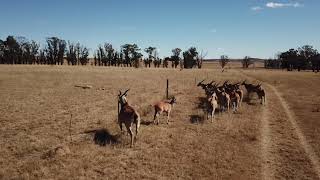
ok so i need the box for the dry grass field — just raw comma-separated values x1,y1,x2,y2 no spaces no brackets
0,63,319,179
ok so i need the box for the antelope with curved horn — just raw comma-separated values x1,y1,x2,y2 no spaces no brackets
118,89,141,147
241,80,260,96
242,81,266,105
197,79,206,89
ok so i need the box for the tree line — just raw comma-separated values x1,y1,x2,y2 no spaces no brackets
265,45,320,72
0,36,89,65
0,35,207,69
2,36,318,72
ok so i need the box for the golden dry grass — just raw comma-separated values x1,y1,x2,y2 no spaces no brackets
0,63,319,179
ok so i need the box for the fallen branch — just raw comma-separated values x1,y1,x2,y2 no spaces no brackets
74,85,93,89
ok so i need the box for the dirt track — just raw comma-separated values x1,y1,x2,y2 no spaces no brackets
243,72,320,179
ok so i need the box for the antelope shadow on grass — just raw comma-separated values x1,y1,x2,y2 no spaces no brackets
84,128,120,146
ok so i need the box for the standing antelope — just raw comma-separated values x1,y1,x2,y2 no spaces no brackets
242,80,260,96
229,91,240,112
153,96,177,125
216,88,230,112
256,86,266,105
208,93,218,122
242,81,266,105
233,82,244,107
118,89,141,147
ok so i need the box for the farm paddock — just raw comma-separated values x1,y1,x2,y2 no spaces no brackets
0,65,319,179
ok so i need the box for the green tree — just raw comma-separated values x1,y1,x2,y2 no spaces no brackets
121,44,141,67
280,49,298,71
45,37,66,65
144,46,156,67
298,45,318,71
183,47,198,68
171,48,181,68
105,43,114,66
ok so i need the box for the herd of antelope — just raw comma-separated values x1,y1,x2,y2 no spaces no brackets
197,80,266,122
117,80,266,147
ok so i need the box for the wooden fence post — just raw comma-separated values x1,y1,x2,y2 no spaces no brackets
166,79,169,99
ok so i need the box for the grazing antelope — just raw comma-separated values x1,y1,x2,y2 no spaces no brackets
208,93,218,122
153,96,177,125
118,89,141,147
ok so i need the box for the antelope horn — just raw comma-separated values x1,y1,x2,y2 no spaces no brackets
123,89,130,95
223,80,228,85
208,80,214,85
119,90,122,96
199,79,205,84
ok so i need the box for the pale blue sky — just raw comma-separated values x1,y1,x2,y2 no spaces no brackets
0,0,319,58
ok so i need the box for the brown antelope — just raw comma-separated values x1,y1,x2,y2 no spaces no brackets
153,96,177,125
233,82,244,107
229,91,240,112
242,81,266,105
216,88,230,112
208,93,218,122
224,82,242,111
242,80,260,96
256,86,266,105
118,89,141,147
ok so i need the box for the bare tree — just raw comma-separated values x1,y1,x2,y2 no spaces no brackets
220,55,229,69
242,56,254,68
196,50,207,69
